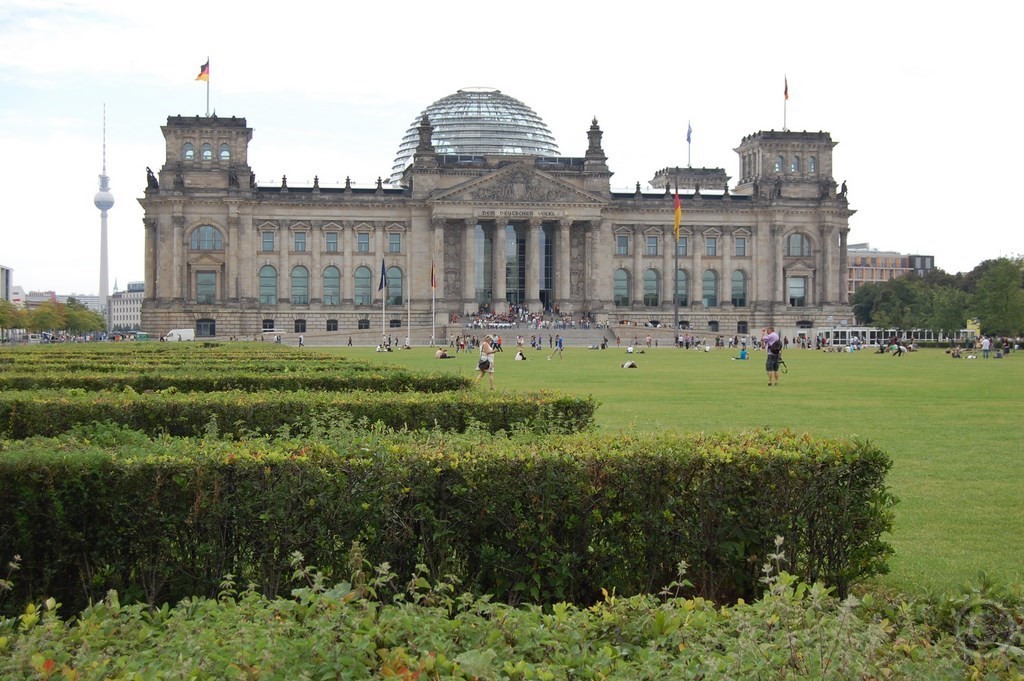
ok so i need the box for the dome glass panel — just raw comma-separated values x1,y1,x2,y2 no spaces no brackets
390,88,560,184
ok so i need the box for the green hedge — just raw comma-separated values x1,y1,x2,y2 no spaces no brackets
0,427,894,614
0,368,470,393
0,388,596,438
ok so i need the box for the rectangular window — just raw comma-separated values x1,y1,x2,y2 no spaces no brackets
616,235,629,256
357,233,370,253
196,319,216,337
294,232,306,252
325,232,339,253
262,319,275,333
705,237,718,257
677,237,687,256
788,276,807,307
734,237,746,257
294,320,306,333
196,271,216,304
326,319,338,332
389,232,402,254
646,236,658,256
262,232,275,252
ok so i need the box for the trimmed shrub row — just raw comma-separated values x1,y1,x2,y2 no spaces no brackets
0,388,596,439
0,427,894,614
0,368,471,393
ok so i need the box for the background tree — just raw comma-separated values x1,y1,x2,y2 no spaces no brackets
26,301,66,333
926,286,973,336
64,297,107,336
0,300,25,341
971,257,1024,335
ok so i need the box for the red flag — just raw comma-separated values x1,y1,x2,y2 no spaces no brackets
784,76,789,101
195,60,209,82
431,261,436,289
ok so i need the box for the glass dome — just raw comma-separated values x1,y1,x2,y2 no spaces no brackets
390,87,560,184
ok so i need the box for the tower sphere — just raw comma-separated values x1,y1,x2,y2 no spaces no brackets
94,188,115,211
390,87,560,184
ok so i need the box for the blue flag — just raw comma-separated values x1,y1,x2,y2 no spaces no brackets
378,258,388,291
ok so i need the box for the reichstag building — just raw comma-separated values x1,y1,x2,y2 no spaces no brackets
139,87,855,341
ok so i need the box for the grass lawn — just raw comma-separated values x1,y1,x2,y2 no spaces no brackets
326,342,1024,595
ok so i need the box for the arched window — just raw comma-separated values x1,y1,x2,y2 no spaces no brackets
354,266,372,305
785,233,812,257
201,143,213,160
808,156,817,173
189,224,223,250
676,269,689,307
643,269,660,307
291,266,309,305
731,270,748,307
790,156,800,173
322,266,341,305
613,269,630,307
773,155,784,172
386,266,403,306
182,142,195,160
219,144,230,161
258,266,277,305
702,270,719,307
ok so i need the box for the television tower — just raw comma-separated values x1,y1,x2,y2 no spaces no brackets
93,105,114,323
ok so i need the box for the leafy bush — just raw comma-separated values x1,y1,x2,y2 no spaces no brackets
0,388,596,438
0,427,893,614
1,551,1012,679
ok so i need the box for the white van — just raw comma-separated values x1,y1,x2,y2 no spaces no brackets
163,328,195,342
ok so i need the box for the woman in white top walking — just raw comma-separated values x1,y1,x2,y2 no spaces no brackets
476,334,496,390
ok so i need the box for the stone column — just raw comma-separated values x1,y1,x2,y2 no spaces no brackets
691,227,703,306
818,224,832,305
557,219,571,307
171,215,184,299
631,225,643,306
661,226,673,308
493,219,507,309
463,218,476,309
342,221,354,305
279,221,291,304
771,224,784,303
721,228,733,306
310,220,322,303
144,218,158,301
839,227,850,304
431,217,445,305
527,218,542,309
226,207,240,300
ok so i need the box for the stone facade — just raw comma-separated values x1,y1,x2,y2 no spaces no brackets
139,114,855,342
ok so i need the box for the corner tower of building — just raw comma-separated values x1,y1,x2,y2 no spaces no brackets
733,130,839,200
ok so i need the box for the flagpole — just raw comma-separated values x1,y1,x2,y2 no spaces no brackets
205,56,210,117
431,260,437,346
380,258,387,346
686,121,692,168
783,75,788,132
673,183,681,346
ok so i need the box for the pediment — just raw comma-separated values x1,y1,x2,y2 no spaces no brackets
431,163,604,206
188,253,225,267
785,260,816,274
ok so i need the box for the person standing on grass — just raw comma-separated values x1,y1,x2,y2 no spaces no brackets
476,334,496,390
548,334,564,360
762,326,781,386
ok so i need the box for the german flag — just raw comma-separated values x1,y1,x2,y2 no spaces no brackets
195,60,209,82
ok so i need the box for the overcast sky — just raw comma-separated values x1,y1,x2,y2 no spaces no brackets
2,0,1021,295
